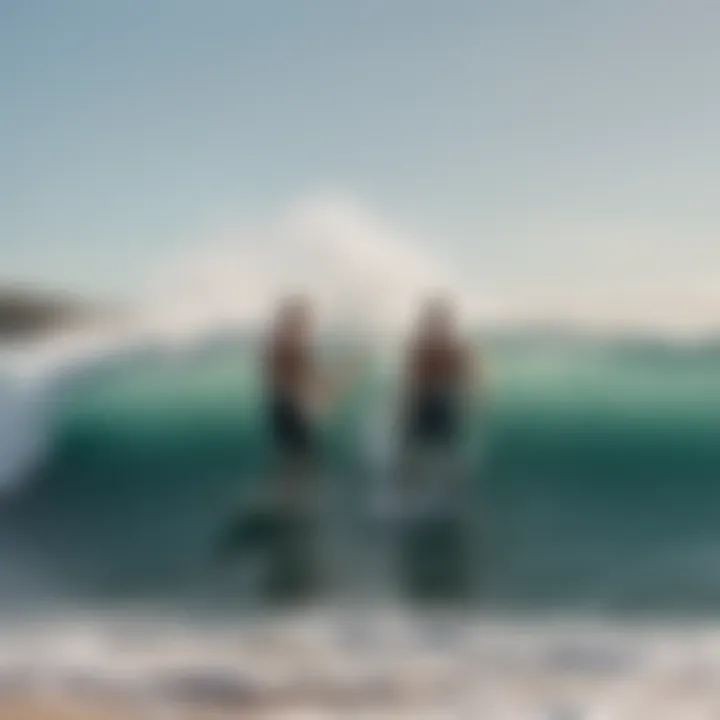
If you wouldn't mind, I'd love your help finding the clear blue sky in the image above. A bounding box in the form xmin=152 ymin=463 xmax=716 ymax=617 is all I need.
xmin=2 ymin=0 xmax=718 ymax=325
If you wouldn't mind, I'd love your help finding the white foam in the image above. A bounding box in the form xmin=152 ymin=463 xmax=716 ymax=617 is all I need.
xmin=0 ymin=368 xmax=53 ymax=494
xmin=1 ymin=610 xmax=720 ymax=716
xmin=0 ymin=317 xmax=230 ymax=492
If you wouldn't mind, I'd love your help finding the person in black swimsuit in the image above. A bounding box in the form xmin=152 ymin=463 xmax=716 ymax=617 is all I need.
xmin=217 ymin=297 xmax=322 ymax=575
xmin=264 ymin=295 xmax=319 ymax=461
xmin=401 ymin=297 xmax=475 ymax=450
xmin=394 ymin=297 xmax=480 ymax=601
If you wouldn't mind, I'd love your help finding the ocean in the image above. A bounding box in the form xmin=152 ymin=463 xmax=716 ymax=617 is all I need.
xmin=0 ymin=329 xmax=719 ymax=716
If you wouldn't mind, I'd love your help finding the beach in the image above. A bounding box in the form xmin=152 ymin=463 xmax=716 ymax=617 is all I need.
xmin=0 ymin=612 xmax=720 ymax=718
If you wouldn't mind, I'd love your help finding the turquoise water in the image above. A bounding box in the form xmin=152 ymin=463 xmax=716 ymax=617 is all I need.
xmin=1 ymin=336 xmax=719 ymax=614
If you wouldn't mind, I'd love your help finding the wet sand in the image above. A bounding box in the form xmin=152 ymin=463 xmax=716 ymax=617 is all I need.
xmin=1 ymin=665 xmax=719 ymax=720
xmin=0 ymin=689 xmax=448 ymax=719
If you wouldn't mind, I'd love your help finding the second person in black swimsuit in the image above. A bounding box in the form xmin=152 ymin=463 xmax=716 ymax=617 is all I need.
xmin=400 ymin=297 xmax=476 ymax=452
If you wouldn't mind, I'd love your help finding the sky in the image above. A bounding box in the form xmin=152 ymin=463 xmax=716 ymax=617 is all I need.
xmin=2 ymin=0 xmax=719 ymax=331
